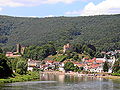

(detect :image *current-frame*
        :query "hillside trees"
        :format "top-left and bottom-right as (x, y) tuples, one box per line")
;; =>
(71, 43), (83, 53)
(70, 43), (96, 58)
(82, 44), (96, 58)
(0, 15), (120, 52)
(103, 61), (109, 72)
(0, 47), (3, 53)
(16, 57), (27, 75)
(10, 57), (27, 75)
(64, 62), (75, 72)
(23, 44), (56, 60)
(64, 62), (79, 72)
(112, 60), (120, 73)
(0, 54), (13, 78)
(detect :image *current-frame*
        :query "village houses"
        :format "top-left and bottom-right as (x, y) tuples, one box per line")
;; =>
(27, 56), (114, 73)
(6, 44), (118, 73)
(26, 44), (119, 73)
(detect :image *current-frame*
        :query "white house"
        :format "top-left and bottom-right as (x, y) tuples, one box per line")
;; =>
(27, 59), (41, 71)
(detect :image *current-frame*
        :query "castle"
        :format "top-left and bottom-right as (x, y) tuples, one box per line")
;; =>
(63, 43), (71, 53)
(16, 44), (26, 54)
(6, 44), (26, 57)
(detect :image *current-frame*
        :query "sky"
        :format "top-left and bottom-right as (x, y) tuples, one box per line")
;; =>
(0, 0), (120, 17)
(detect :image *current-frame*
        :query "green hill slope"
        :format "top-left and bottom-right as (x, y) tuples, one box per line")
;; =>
(0, 14), (120, 51)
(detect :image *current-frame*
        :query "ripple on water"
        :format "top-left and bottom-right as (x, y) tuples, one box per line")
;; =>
(5, 81), (57, 86)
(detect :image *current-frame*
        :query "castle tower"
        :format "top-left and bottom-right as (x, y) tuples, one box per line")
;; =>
(63, 43), (71, 53)
(21, 47), (26, 54)
(16, 44), (21, 53)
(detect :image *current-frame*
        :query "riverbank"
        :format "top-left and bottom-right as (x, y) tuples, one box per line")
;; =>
(97, 75), (120, 80)
(40, 71), (95, 76)
(0, 72), (39, 84)
(41, 71), (120, 80)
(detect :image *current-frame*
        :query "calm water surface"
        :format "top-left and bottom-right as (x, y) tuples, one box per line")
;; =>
(0, 73), (120, 90)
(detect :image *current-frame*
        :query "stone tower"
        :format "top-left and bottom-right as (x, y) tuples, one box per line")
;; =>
(16, 44), (21, 53)
(63, 43), (71, 53)
(21, 47), (26, 54)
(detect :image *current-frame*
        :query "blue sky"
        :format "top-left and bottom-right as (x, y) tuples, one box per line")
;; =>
(0, 0), (120, 17)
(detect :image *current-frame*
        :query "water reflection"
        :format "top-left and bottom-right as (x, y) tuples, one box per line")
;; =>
(0, 73), (120, 90)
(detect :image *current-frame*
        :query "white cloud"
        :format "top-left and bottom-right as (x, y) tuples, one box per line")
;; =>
(0, 0), (78, 8)
(65, 0), (120, 16)
(43, 0), (76, 4)
(0, 0), (79, 13)
(0, 0), (25, 7)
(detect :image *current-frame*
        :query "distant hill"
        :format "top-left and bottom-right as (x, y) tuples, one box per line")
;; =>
(0, 14), (120, 51)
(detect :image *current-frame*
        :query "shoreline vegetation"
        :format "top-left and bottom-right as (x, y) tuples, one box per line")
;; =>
(0, 72), (39, 84)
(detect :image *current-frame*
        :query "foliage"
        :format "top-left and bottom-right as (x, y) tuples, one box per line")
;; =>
(9, 57), (27, 75)
(82, 44), (96, 58)
(69, 43), (96, 58)
(71, 43), (83, 53)
(53, 55), (67, 62)
(103, 61), (109, 72)
(9, 57), (18, 71)
(23, 44), (56, 60)
(74, 66), (79, 72)
(111, 73), (120, 76)
(94, 51), (103, 58)
(16, 57), (27, 75)
(0, 71), (39, 83)
(0, 15), (120, 52)
(0, 47), (3, 53)
(112, 60), (120, 73)
(64, 62), (75, 72)
(117, 70), (120, 73)
(0, 54), (13, 78)
(79, 67), (84, 71)
(73, 54), (79, 61)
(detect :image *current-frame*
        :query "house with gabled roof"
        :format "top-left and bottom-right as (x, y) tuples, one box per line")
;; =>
(27, 59), (42, 71)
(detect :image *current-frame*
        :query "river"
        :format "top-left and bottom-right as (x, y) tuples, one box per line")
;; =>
(0, 73), (120, 90)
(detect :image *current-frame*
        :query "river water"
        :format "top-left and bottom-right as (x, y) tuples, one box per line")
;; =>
(0, 73), (120, 90)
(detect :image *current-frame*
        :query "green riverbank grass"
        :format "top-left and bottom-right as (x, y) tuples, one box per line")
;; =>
(0, 71), (39, 83)
(111, 73), (120, 76)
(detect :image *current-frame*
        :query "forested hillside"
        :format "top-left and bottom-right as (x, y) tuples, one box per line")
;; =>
(0, 14), (120, 51)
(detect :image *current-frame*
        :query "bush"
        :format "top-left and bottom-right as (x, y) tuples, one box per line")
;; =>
(111, 73), (120, 76)
(0, 72), (39, 84)
(117, 70), (120, 73)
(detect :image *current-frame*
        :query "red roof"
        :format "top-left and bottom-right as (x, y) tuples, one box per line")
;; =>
(92, 58), (96, 60)
(44, 60), (53, 63)
(85, 59), (94, 63)
(87, 63), (93, 65)
(96, 60), (104, 63)
(53, 61), (60, 63)
(83, 57), (89, 59)
(77, 64), (85, 67)
(72, 61), (79, 64)
(90, 64), (101, 68)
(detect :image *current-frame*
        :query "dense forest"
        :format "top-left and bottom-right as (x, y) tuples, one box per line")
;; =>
(0, 14), (120, 51)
